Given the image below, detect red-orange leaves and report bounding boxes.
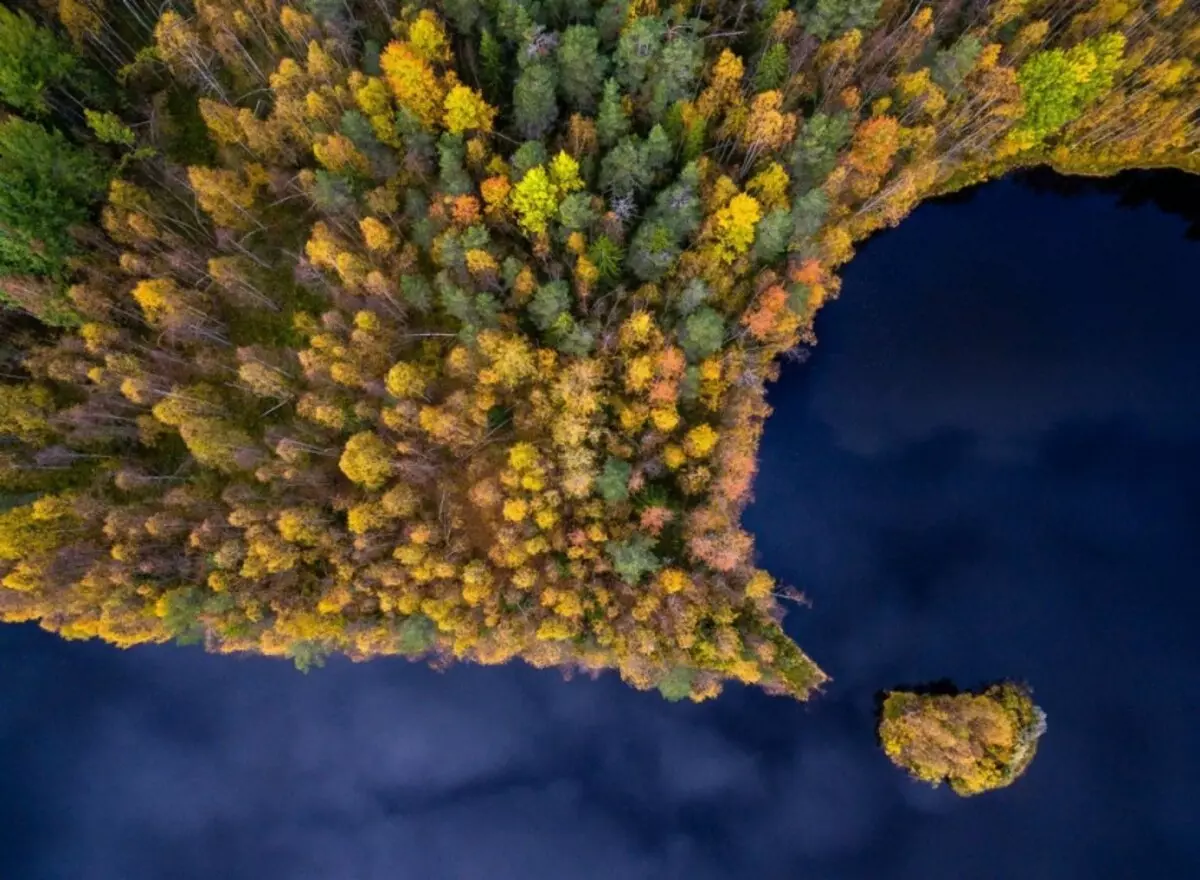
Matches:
[742,285,793,342]
[846,115,901,177]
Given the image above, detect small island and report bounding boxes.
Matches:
[878,682,1047,796]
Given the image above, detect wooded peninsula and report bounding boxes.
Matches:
[0,0,1195,701]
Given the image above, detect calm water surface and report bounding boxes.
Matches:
[2,175,1198,879]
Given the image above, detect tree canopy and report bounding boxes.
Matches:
[0,0,1195,701]
[879,683,1048,796]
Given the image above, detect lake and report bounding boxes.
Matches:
[2,174,1198,879]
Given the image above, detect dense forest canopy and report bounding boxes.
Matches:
[0,0,1195,701]
[879,683,1047,796]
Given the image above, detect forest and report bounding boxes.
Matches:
[879,683,1047,796]
[0,0,1195,702]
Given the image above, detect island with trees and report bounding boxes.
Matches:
[0,0,1195,708]
[879,682,1048,796]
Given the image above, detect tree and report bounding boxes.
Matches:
[0,118,107,279]
[755,43,789,93]
[742,90,799,154]
[606,534,660,584]
[1010,34,1126,147]
[407,10,451,64]
[706,192,762,264]
[615,16,665,92]
[511,141,548,179]
[177,417,259,473]
[558,191,597,232]
[442,0,480,34]
[188,165,263,230]
[396,614,436,655]
[627,219,680,281]
[597,457,631,502]
[932,36,983,92]
[790,187,829,244]
[650,164,702,240]
[657,667,695,701]
[792,112,853,188]
[557,25,607,111]
[595,78,630,148]
[339,431,393,489]
[437,134,472,194]
[85,111,135,147]
[444,86,497,134]
[0,499,73,562]
[510,165,559,236]
[479,29,505,101]
[599,137,649,197]
[845,115,900,177]
[752,209,791,262]
[804,0,884,40]
[314,133,371,177]
[381,41,444,129]
[154,11,224,97]
[514,62,559,140]
[528,279,571,331]
[679,308,725,361]
[0,7,76,114]
[648,27,702,119]
[58,0,105,47]
[0,384,56,443]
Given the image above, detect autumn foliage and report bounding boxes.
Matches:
[0,0,1196,699]
[879,683,1048,796]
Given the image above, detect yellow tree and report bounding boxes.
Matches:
[188,165,266,230]
[339,432,393,489]
[444,86,497,135]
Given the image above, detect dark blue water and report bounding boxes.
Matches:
[3,176,1199,879]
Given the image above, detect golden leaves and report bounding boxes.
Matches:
[381,41,444,128]
[444,85,497,134]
